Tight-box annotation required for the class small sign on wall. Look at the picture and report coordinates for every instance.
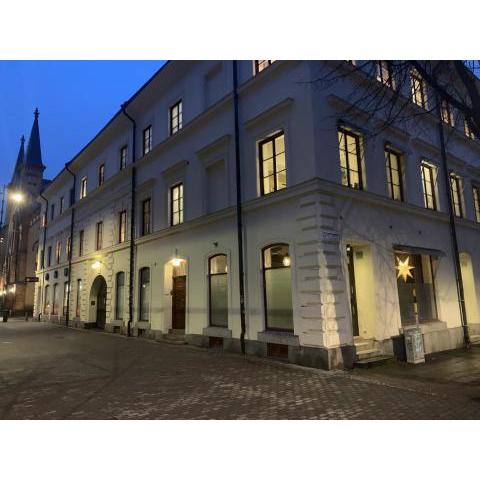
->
[320,230,340,243]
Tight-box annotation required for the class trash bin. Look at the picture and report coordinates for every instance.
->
[404,327,425,364]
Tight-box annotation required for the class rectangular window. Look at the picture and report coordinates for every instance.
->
[259,131,287,196]
[421,162,437,210]
[473,185,480,222]
[52,283,59,315]
[76,279,82,317]
[139,267,150,322]
[44,285,50,315]
[79,230,84,257]
[465,120,475,140]
[80,177,87,199]
[60,196,64,214]
[98,163,105,186]
[385,147,403,201]
[66,236,71,260]
[50,203,55,220]
[115,272,125,320]
[441,101,454,127]
[141,198,151,236]
[63,281,70,316]
[411,70,427,109]
[120,145,128,170]
[338,127,363,190]
[119,210,127,243]
[96,222,103,250]
[450,174,463,218]
[170,183,184,226]
[143,125,152,155]
[47,245,52,267]
[169,100,183,135]
[377,61,394,88]
[254,60,275,74]
[55,240,61,264]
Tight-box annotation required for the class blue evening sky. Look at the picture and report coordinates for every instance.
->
[0,61,165,188]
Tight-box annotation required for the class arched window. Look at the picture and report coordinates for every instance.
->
[139,267,150,321]
[208,254,228,327]
[262,244,293,331]
[115,272,125,320]
[52,283,59,315]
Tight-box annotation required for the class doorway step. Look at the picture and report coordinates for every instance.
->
[353,337,393,368]
[162,329,187,345]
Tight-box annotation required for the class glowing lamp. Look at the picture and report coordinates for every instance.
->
[171,258,182,267]
[282,255,291,267]
[11,192,24,203]
[91,260,102,270]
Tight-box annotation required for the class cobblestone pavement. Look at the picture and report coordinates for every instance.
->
[1,321,480,419]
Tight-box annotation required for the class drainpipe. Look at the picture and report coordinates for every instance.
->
[39,192,49,321]
[232,61,247,354]
[65,163,76,328]
[121,103,137,337]
[435,94,470,346]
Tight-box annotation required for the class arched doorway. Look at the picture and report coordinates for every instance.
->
[90,275,107,329]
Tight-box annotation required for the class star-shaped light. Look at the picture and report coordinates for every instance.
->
[396,256,414,282]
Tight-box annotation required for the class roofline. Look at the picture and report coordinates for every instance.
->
[42,60,171,195]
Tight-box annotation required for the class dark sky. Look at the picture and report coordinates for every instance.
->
[0,60,165,188]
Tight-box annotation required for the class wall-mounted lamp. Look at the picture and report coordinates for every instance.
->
[282,255,291,267]
[91,260,102,270]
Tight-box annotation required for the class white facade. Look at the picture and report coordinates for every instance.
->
[34,61,480,369]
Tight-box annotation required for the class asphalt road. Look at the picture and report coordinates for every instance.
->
[1,320,479,419]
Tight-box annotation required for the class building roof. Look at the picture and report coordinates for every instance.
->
[12,135,25,180]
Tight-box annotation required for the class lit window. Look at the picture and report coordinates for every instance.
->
[63,281,70,316]
[55,240,61,264]
[441,100,454,127]
[169,101,183,135]
[119,210,127,243]
[262,244,293,331]
[411,70,427,109]
[259,131,287,195]
[170,183,184,226]
[449,173,463,218]
[254,60,275,74]
[80,177,87,199]
[385,147,403,201]
[141,198,151,235]
[465,120,475,140]
[115,272,125,320]
[421,162,437,210]
[98,163,105,186]
[75,279,82,317]
[143,125,152,155]
[338,127,364,190]
[96,222,103,250]
[473,185,480,222]
[208,254,228,327]
[377,61,394,88]
[139,267,150,322]
[120,145,128,170]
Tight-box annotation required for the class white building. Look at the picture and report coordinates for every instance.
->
[34,60,480,369]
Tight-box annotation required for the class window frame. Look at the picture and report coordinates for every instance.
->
[441,100,455,127]
[119,210,127,243]
[473,184,480,222]
[449,173,464,218]
[55,240,61,264]
[254,60,274,74]
[75,279,82,318]
[78,230,84,257]
[262,243,294,333]
[60,196,64,214]
[141,198,151,236]
[96,221,103,251]
[385,146,404,202]
[115,271,125,321]
[98,163,105,186]
[120,145,128,170]
[138,267,151,322]
[169,100,183,136]
[411,70,427,109]
[421,162,438,211]
[63,281,70,316]
[338,126,364,190]
[80,177,87,199]
[208,254,228,328]
[258,130,287,196]
[170,183,184,226]
[143,125,152,155]
[376,61,394,88]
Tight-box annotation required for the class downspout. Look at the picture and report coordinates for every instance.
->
[39,192,49,320]
[121,103,137,337]
[232,61,247,354]
[435,94,470,346]
[65,163,76,328]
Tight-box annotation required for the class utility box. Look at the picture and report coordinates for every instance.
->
[404,328,425,364]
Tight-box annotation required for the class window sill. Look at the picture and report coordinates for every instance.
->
[258,330,299,346]
[203,326,232,338]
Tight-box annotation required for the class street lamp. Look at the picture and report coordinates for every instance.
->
[10,191,24,204]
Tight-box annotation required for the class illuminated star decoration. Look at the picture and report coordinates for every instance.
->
[396,256,414,282]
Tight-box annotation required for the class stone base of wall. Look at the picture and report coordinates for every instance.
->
[185,333,354,370]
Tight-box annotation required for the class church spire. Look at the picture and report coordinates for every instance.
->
[14,135,25,173]
[25,107,44,169]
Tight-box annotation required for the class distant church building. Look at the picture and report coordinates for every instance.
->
[0,109,49,316]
